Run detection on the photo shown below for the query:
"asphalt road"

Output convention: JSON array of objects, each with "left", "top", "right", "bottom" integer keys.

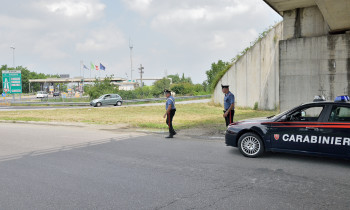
[{"left": 0, "top": 123, "right": 349, "bottom": 209}]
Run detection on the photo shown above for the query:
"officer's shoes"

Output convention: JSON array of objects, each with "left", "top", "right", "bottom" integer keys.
[
  {"left": 165, "top": 135, "right": 173, "bottom": 138},
  {"left": 173, "top": 131, "right": 177, "bottom": 136}
]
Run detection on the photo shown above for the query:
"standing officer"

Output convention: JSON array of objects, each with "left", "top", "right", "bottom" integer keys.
[
  {"left": 222, "top": 84, "right": 235, "bottom": 126},
  {"left": 163, "top": 89, "right": 176, "bottom": 138}
]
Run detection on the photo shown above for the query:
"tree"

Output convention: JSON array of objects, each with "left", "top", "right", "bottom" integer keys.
[
  {"left": 152, "top": 78, "right": 171, "bottom": 97},
  {"left": 180, "top": 73, "right": 192, "bottom": 84},
  {"left": 84, "top": 76, "right": 117, "bottom": 99},
  {"left": 167, "top": 73, "right": 192, "bottom": 84},
  {"left": 204, "top": 60, "right": 231, "bottom": 91},
  {"left": 167, "top": 74, "right": 181, "bottom": 84}
]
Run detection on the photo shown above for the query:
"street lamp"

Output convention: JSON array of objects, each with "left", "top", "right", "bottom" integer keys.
[
  {"left": 10, "top": 46, "right": 15, "bottom": 68},
  {"left": 129, "top": 39, "right": 133, "bottom": 81}
]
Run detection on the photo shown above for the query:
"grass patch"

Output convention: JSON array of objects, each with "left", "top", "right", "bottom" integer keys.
[{"left": 0, "top": 103, "right": 277, "bottom": 129}]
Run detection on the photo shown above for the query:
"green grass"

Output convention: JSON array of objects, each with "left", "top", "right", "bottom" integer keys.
[{"left": 0, "top": 103, "right": 278, "bottom": 130}]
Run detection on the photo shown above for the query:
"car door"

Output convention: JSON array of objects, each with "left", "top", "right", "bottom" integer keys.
[
  {"left": 110, "top": 94, "right": 118, "bottom": 105},
  {"left": 269, "top": 105, "right": 326, "bottom": 153},
  {"left": 102, "top": 95, "right": 112, "bottom": 105},
  {"left": 317, "top": 105, "right": 350, "bottom": 157}
]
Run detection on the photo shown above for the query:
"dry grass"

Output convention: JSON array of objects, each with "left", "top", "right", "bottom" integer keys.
[{"left": 0, "top": 103, "right": 277, "bottom": 129}]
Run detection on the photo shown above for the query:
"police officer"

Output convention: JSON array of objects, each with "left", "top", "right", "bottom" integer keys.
[
  {"left": 222, "top": 84, "right": 235, "bottom": 126},
  {"left": 163, "top": 89, "right": 176, "bottom": 138}
]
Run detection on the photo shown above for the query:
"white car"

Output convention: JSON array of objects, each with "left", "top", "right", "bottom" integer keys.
[{"left": 36, "top": 91, "right": 48, "bottom": 98}]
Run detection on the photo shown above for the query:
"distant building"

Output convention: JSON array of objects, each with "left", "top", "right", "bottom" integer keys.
[{"left": 116, "top": 82, "right": 139, "bottom": 91}]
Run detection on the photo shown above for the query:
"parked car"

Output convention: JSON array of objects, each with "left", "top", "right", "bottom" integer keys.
[
  {"left": 36, "top": 91, "right": 48, "bottom": 98},
  {"left": 225, "top": 95, "right": 350, "bottom": 159},
  {"left": 90, "top": 94, "right": 123, "bottom": 107},
  {"left": 53, "top": 92, "right": 60, "bottom": 97}
]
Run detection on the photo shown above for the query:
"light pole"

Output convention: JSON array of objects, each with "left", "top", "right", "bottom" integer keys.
[
  {"left": 129, "top": 39, "right": 133, "bottom": 81},
  {"left": 10, "top": 46, "right": 15, "bottom": 68},
  {"left": 139, "top": 64, "right": 144, "bottom": 87}
]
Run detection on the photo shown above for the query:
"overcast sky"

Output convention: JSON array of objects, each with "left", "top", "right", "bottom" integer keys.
[{"left": 0, "top": 0, "right": 281, "bottom": 84}]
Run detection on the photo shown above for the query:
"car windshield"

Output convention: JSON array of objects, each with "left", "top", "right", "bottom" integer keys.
[
  {"left": 269, "top": 109, "right": 291, "bottom": 119},
  {"left": 98, "top": 95, "right": 105, "bottom": 99}
]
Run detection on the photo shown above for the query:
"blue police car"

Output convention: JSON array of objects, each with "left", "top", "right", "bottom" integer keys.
[{"left": 225, "top": 96, "right": 350, "bottom": 158}]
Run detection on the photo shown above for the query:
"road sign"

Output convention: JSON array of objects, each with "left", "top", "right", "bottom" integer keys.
[
  {"left": 2, "top": 70, "right": 22, "bottom": 94},
  {"left": 1, "top": 93, "right": 6, "bottom": 97}
]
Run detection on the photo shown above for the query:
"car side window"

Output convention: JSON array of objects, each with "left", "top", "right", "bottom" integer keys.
[
  {"left": 111, "top": 95, "right": 117, "bottom": 98},
  {"left": 104, "top": 95, "right": 111, "bottom": 99},
  {"left": 329, "top": 106, "right": 350, "bottom": 122},
  {"left": 286, "top": 106, "right": 324, "bottom": 122}
]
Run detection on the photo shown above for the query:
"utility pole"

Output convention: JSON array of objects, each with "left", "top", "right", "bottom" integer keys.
[
  {"left": 10, "top": 46, "right": 15, "bottom": 68},
  {"left": 129, "top": 39, "right": 133, "bottom": 81},
  {"left": 139, "top": 64, "right": 144, "bottom": 87}
]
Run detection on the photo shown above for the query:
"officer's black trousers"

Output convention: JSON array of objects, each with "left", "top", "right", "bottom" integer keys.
[
  {"left": 166, "top": 109, "right": 176, "bottom": 135},
  {"left": 224, "top": 109, "right": 235, "bottom": 126}
]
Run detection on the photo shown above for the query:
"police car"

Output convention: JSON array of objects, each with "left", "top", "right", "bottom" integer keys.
[{"left": 225, "top": 96, "right": 350, "bottom": 158}]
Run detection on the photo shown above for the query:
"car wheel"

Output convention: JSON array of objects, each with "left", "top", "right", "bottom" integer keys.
[
  {"left": 116, "top": 101, "right": 122, "bottom": 106},
  {"left": 96, "top": 102, "right": 102, "bottom": 107},
  {"left": 238, "top": 132, "right": 264, "bottom": 158}
]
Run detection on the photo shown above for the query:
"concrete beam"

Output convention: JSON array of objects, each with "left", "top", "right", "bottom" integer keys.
[
  {"left": 263, "top": 0, "right": 315, "bottom": 15},
  {"left": 264, "top": 0, "right": 350, "bottom": 32},
  {"left": 315, "top": 0, "right": 350, "bottom": 32},
  {"left": 28, "top": 78, "right": 126, "bottom": 83}
]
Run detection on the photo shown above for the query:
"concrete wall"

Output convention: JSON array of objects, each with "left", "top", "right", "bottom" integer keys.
[
  {"left": 279, "top": 33, "right": 350, "bottom": 111},
  {"left": 213, "top": 22, "right": 282, "bottom": 110},
  {"left": 283, "top": 6, "right": 330, "bottom": 40}
]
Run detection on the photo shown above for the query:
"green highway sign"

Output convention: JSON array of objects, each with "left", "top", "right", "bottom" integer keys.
[{"left": 2, "top": 70, "right": 22, "bottom": 94}]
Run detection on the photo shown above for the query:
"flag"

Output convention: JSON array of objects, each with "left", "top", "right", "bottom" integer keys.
[
  {"left": 83, "top": 64, "right": 88, "bottom": 70},
  {"left": 90, "top": 62, "right": 94, "bottom": 70},
  {"left": 95, "top": 65, "right": 99, "bottom": 71},
  {"left": 100, "top": 63, "right": 106, "bottom": 71}
]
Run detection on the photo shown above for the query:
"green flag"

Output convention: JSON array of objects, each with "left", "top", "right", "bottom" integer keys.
[{"left": 90, "top": 62, "right": 94, "bottom": 70}]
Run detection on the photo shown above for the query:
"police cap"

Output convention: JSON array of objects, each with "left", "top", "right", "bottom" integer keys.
[
  {"left": 164, "top": 89, "right": 171, "bottom": 94},
  {"left": 221, "top": 84, "right": 229, "bottom": 89}
]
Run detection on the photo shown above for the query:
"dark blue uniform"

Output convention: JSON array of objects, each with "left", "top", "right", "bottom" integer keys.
[
  {"left": 224, "top": 91, "right": 235, "bottom": 126},
  {"left": 166, "top": 96, "right": 176, "bottom": 135}
]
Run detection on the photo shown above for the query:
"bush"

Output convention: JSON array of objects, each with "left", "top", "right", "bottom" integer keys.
[
  {"left": 84, "top": 77, "right": 116, "bottom": 99},
  {"left": 211, "top": 63, "right": 233, "bottom": 91},
  {"left": 254, "top": 102, "right": 259, "bottom": 110},
  {"left": 170, "top": 83, "right": 204, "bottom": 95}
]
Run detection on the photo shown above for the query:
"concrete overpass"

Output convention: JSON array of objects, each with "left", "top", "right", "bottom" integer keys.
[
  {"left": 213, "top": 0, "right": 350, "bottom": 111},
  {"left": 264, "top": 0, "right": 350, "bottom": 32},
  {"left": 29, "top": 77, "right": 126, "bottom": 92}
]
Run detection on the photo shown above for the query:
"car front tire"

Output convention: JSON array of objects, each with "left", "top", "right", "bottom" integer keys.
[{"left": 238, "top": 132, "right": 264, "bottom": 158}]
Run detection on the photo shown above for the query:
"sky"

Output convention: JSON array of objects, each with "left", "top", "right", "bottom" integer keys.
[{"left": 0, "top": 0, "right": 281, "bottom": 84}]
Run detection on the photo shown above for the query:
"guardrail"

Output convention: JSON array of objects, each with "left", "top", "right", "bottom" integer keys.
[{"left": 8, "top": 95, "right": 211, "bottom": 106}]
